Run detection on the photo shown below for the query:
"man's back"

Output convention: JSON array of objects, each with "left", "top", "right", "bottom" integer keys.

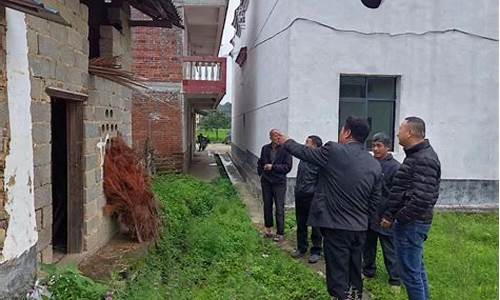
[
  {"left": 295, "top": 160, "right": 320, "bottom": 195},
  {"left": 284, "top": 140, "right": 382, "bottom": 231}
]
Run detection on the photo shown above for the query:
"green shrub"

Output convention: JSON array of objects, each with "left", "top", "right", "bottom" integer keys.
[{"left": 42, "top": 264, "right": 108, "bottom": 300}]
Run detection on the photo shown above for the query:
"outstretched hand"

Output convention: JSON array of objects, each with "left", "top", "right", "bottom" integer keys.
[
  {"left": 271, "top": 129, "right": 290, "bottom": 145},
  {"left": 380, "top": 218, "right": 393, "bottom": 229}
]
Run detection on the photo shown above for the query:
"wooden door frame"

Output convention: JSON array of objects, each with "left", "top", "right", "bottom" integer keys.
[
  {"left": 66, "top": 101, "right": 84, "bottom": 253},
  {"left": 48, "top": 87, "right": 87, "bottom": 253}
]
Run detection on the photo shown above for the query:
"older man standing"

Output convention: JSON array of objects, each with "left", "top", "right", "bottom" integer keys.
[
  {"left": 275, "top": 117, "right": 382, "bottom": 300},
  {"left": 258, "top": 129, "right": 293, "bottom": 242},
  {"left": 381, "top": 117, "right": 441, "bottom": 300}
]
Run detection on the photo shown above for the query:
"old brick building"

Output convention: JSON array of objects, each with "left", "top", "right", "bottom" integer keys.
[
  {"left": 132, "top": 0, "right": 228, "bottom": 173},
  {"left": 0, "top": 0, "right": 182, "bottom": 298}
]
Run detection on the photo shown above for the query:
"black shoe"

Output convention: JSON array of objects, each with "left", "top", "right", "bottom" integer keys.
[
  {"left": 388, "top": 279, "right": 401, "bottom": 286},
  {"left": 291, "top": 250, "right": 306, "bottom": 258},
  {"left": 308, "top": 254, "right": 321, "bottom": 264}
]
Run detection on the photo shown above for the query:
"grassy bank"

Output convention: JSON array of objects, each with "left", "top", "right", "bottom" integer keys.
[
  {"left": 44, "top": 175, "right": 498, "bottom": 299},
  {"left": 113, "top": 175, "right": 329, "bottom": 299},
  {"left": 285, "top": 210, "right": 499, "bottom": 299}
]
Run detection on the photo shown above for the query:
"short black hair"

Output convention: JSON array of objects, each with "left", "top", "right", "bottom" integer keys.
[
  {"left": 307, "top": 135, "right": 323, "bottom": 147},
  {"left": 372, "top": 132, "right": 391, "bottom": 147},
  {"left": 343, "top": 116, "right": 371, "bottom": 143},
  {"left": 405, "top": 116, "right": 426, "bottom": 138}
]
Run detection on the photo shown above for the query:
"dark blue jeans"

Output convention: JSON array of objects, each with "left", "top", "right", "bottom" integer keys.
[{"left": 394, "top": 221, "right": 432, "bottom": 300}]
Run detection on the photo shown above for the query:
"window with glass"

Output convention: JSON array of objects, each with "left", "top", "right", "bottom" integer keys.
[{"left": 338, "top": 75, "right": 397, "bottom": 149}]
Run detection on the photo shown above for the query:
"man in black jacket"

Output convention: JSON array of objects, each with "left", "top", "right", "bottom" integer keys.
[
  {"left": 275, "top": 117, "right": 382, "bottom": 300},
  {"left": 257, "top": 129, "right": 293, "bottom": 242},
  {"left": 291, "top": 135, "right": 323, "bottom": 264},
  {"left": 380, "top": 117, "right": 441, "bottom": 300},
  {"left": 362, "top": 132, "right": 401, "bottom": 287}
]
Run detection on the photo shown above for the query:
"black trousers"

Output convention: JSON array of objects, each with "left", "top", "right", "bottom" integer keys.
[
  {"left": 261, "top": 180, "right": 286, "bottom": 235},
  {"left": 362, "top": 228, "right": 400, "bottom": 286},
  {"left": 321, "top": 228, "right": 366, "bottom": 299},
  {"left": 295, "top": 192, "right": 322, "bottom": 254}
]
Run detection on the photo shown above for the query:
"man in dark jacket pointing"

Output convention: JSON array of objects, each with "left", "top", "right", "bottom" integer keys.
[
  {"left": 381, "top": 117, "right": 441, "bottom": 300},
  {"left": 275, "top": 116, "right": 382, "bottom": 300}
]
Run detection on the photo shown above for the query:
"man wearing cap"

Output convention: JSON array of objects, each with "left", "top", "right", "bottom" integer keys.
[{"left": 362, "top": 132, "right": 401, "bottom": 288}]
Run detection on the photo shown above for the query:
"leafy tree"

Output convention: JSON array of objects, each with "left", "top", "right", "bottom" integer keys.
[
  {"left": 200, "top": 110, "right": 230, "bottom": 140},
  {"left": 218, "top": 102, "right": 232, "bottom": 117}
]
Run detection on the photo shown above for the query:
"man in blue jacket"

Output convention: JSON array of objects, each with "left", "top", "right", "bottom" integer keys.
[{"left": 257, "top": 129, "right": 293, "bottom": 242}]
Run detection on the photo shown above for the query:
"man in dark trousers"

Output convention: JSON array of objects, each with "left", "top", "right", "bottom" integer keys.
[
  {"left": 291, "top": 135, "right": 323, "bottom": 264},
  {"left": 380, "top": 117, "right": 441, "bottom": 300},
  {"left": 257, "top": 129, "right": 293, "bottom": 242},
  {"left": 362, "top": 132, "right": 401, "bottom": 288},
  {"left": 275, "top": 116, "right": 382, "bottom": 300}
]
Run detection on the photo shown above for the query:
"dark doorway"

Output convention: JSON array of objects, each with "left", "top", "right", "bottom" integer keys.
[
  {"left": 51, "top": 99, "right": 68, "bottom": 253},
  {"left": 51, "top": 97, "right": 84, "bottom": 255}
]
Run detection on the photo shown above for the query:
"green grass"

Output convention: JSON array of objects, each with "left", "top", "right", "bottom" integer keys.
[
  {"left": 113, "top": 175, "right": 330, "bottom": 300},
  {"left": 43, "top": 175, "right": 498, "bottom": 300},
  {"left": 285, "top": 210, "right": 499, "bottom": 299},
  {"left": 196, "top": 128, "right": 230, "bottom": 143}
]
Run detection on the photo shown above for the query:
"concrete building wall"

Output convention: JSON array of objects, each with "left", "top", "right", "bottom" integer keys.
[
  {"left": 25, "top": 0, "right": 90, "bottom": 264},
  {"left": 131, "top": 8, "right": 185, "bottom": 173},
  {"left": 0, "top": 7, "right": 8, "bottom": 264},
  {"left": 0, "top": 1, "right": 135, "bottom": 296},
  {"left": 84, "top": 3, "right": 133, "bottom": 254},
  {"left": 231, "top": 0, "right": 499, "bottom": 207},
  {"left": 26, "top": 0, "right": 132, "bottom": 261},
  {"left": 0, "top": 8, "right": 38, "bottom": 298},
  {"left": 231, "top": 0, "right": 292, "bottom": 157}
]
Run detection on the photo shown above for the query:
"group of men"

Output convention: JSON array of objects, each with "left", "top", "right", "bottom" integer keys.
[{"left": 257, "top": 116, "right": 441, "bottom": 300}]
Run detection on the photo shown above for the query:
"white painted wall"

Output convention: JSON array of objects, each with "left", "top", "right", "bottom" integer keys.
[
  {"left": 2, "top": 9, "right": 37, "bottom": 261},
  {"left": 289, "top": 20, "right": 498, "bottom": 180},
  {"left": 231, "top": 0, "right": 294, "bottom": 155},
  {"left": 287, "top": 0, "right": 498, "bottom": 180},
  {"left": 231, "top": 0, "right": 498, "bottom": 181}
]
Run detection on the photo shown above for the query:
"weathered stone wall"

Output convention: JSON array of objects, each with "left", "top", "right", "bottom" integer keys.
[
  {"left": 2, "top": 7, "right": 38, "bottom": 298},
  {"left": 26, "top": 0, "right": 89, "bottom": 263},
  {"left": 0, "top": 7, "right": 8, "bottom": 263},
  {"left": 84, "top": 3, "right": 133, "bottom": 254},
  {"left": 25, "top": 0, "right": 133, "bottom": 262}
]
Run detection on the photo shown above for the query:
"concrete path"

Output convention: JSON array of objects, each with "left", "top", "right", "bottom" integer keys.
[
  {"left": 219, "top": 152, "right": 372, "bottom": 300},
  {"left": 188, "top": 144, "right": 230, "bottom": 181}
]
